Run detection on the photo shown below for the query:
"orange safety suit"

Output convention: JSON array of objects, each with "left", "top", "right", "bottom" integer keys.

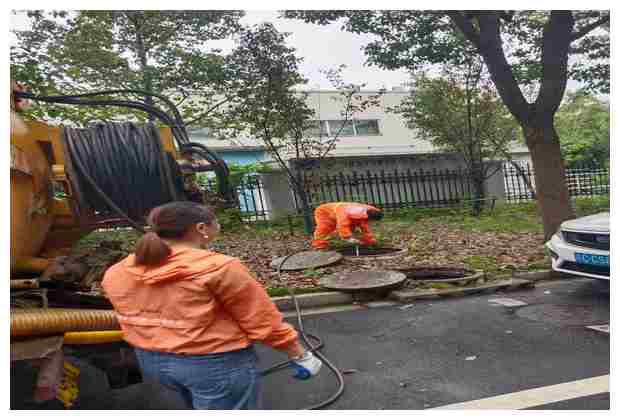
[
  {"left": 311, "top": 202, "right": 381, "bottom": 250},
  {"left": 101, "top": 248, "right": 299, "bottom": 355}
]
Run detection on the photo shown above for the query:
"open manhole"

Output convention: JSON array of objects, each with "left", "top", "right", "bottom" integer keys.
[
  {"left": 270, "top": 251, "right": 343, "bottom": 271},
  {"left": 319, "top": 270, "right": 407, "bottom": 292},
  {"left": 336, "top": 246, "right": 408, "bottom": 260}
]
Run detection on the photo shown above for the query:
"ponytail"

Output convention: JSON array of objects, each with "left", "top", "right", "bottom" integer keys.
[
  {"left": 133, "top": 201, "right": 217, "bottom": 266},
  {"left": 134, "top": 231, "right": 172, "bottom": 266}
]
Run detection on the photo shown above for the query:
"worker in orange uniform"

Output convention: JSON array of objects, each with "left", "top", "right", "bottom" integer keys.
[
  {"left": 102, "top": 201, "right": 321, "bottom": 409},
  {"left": 311, "top": 202, "right": 384, "bottom": 250}
]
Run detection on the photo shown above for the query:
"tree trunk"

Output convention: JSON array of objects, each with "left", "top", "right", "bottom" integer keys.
[
  {"left": 132, "top": 16, "right": 155, "bottom": 121},
  {"left": 471, "top": 166, "right": 485, "bottom": 217},
  {"left": 292, "top": 186, "right": 315, "bottom": 235},
  {"left": 524, "top": 124, "right": 575, "bottom": 240},
  {"left": 294, "top": 172, "right": 315, "bottom": 235}
]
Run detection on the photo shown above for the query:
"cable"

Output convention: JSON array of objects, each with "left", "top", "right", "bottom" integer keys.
[
  {"left": 255, "top": 252, "right": 345, "bottom": 410},
  {"left": 62, "top": 123, "right": 186, "bottom": 228}
]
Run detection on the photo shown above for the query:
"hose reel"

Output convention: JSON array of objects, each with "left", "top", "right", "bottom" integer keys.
[{"left": 15, "top": 89, "right": 235, "bottom": 231}]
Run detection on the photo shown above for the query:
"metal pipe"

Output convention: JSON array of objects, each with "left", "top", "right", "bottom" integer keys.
[
  {"left": 63, "top": 330, "right": 124, "bottom": 344},
  {"left": 11, "top": 308, "right": 120, "bottom": 338}
]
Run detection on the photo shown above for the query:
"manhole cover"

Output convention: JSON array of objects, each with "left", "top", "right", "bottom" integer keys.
[
  {"left": 515, "top": 304, "right": 609, "bottom": 326},
  {"left": 337, "top": 246, "right": 405, "bottom": 257},
  {"left": 319, "top": 270, "right": 407, "bottom": 292},
  {"left": 270, "top": 251, "right": 343, "bottom": 271}
]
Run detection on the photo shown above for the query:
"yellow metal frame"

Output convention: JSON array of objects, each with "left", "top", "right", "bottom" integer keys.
[{"left": 10, "top": 121, "right": 177, "bottom": 274}]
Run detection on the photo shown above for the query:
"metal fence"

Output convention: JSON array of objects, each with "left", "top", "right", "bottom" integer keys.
[
  {"left": 503, "top": 162, "right": 610, "bottom": 202},
  {"left": 199, "top": 175, "right": 270, "bottom": 221},
  {"left": 196, "top": 162, "right": 609, "bottom": 222},
  {"left": 298, "top": 168, "right": 479, "bottom": 211}
]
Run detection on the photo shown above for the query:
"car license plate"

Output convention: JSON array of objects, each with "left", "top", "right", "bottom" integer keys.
[{"left": 575, "top": 253, "right": 609, "bottom": 266}]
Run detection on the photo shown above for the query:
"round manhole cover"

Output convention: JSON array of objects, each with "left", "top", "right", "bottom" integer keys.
[
  {"left": 270, "top": 251, "right": 343, "bottom": 271},
  {"left": 515, "top": 304, "right": 609, "bottom": 326},
  {"left": 319, "top": 270, "right": 407, "bottom": 292}
]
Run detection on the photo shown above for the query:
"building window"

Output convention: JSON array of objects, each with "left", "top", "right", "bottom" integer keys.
[
  {"left": 327, "top": 120, "right": 355, "bottom": 136},
  {"left": 306, "top": 119, "right": 381, "bottom": 137},
  {"left": 354, "top": 119, "right": 380, "bottom": 136},
  {"left": 304, "top": 120, "right": 329, "bottom": 137}
]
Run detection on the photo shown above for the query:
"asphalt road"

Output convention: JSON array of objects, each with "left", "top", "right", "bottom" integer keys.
[{"left": 10, "top": 277, "right": 609, "bottom": 410}]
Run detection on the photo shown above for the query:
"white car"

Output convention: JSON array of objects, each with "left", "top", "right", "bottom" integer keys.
[{"left": 545, "top": 212, "right": 609, "bottom": 281}]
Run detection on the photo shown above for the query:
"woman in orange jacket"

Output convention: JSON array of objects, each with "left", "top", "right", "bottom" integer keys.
[
  {"left": 311, "top": 202, "right": 384, "bottom": 250},
  {"left": 102, "top": 201, "right": 321, "bottom": 409}
]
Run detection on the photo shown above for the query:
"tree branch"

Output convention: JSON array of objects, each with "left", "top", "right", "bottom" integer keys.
[
  {"left": 571, "top": 14, "right": 610, "bottom": 42},
  {"left": 186, "top": 96, "right": 232, "bottom": 126},
  {"left": 446, "top": 11, "right": 481, "bottom": 50},
  {"left": 261, "top": 120, "right": 300, "bottom": 189},
  {"left": 474, "top": 12, "right": 530, "bottom": 124},
  {"left": 319, "top": 92, "right": 354, "bottom": 159},
  {"left": 535, "top": 11, "right": 573, "bottom": 116}
]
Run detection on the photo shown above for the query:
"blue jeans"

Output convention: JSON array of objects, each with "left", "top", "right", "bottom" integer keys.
[{"left": 133, "top": 346, "right": 261, "bottom": 410}]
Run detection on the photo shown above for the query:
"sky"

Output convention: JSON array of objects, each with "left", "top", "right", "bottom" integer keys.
[
  {"left": 212, "top": 11, "right": 413, "bottom": 90},
  {"left": 9, "top": 10, "right": 603, "bottom": 93},
  {"left": 9, "top": 10, "right": 416, "bottom": 91}
]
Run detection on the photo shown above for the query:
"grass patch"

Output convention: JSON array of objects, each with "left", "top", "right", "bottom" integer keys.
[
  {"left": 385, "top": 202, "right": 542, "bottom": 235},
  {"left": 526, "top": 257, "right": 551, "bottom": 271},
  {"left": 302, "top": 268, "right": 324, "bottom": 279},
  {"left": 574, "top": 196, "right": 609, "bottom": 217},
  {"left": 451, "top": 203, "right": 541, "bottom": 234},
  {"left": 390, "top": 206, "right": 462, "bottom": 223},
  {"left": 462, "top": 255, "right": 501, "bottom": 273}
]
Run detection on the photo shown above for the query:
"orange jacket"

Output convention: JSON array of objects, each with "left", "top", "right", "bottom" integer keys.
[
  {"left": 101, "top": 248, "right": 298, "bottom": 355},
  {"left": 315, "top": 202, "right": 381, "bottom": 239}
]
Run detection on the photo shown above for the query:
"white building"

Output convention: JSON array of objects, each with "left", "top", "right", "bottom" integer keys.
[{"left": 192, "top": 88, "right": 531, "bottom": 168}]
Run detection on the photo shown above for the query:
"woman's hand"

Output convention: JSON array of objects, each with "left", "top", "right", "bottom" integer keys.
[{"left": 284, "top": 341, "right": 305, "bottom": 359}]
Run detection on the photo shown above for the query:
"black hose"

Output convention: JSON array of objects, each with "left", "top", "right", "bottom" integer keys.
[
  {"left": 257, "top": 252, "right": 345, "bottom": 410},
  {"left": 15, "top": 89, "right": 234, "bottom": 226},
  {"left": 62, "top": 123, "right": 186, "bottom": 227},
  {"left": 15, "top": 90, "right": 228, "bottom": 175}
]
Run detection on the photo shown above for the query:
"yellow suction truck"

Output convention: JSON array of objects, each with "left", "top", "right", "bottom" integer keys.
[{"left": 10, "top": 85, "right": 232, "bottom": 408}]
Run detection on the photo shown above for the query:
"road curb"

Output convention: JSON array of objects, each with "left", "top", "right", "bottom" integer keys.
[
  {"left": 512, "top": 269, "right": 571, "bottom": 282},
  {"left": 272, "top": 291, "right": 353, "bottom": 311},
  {"left": 388, "top": 278, "right": 535, "bottom": 303},
  {"left": 273, "top": 277, "right": 537, "bottom": 309}
]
